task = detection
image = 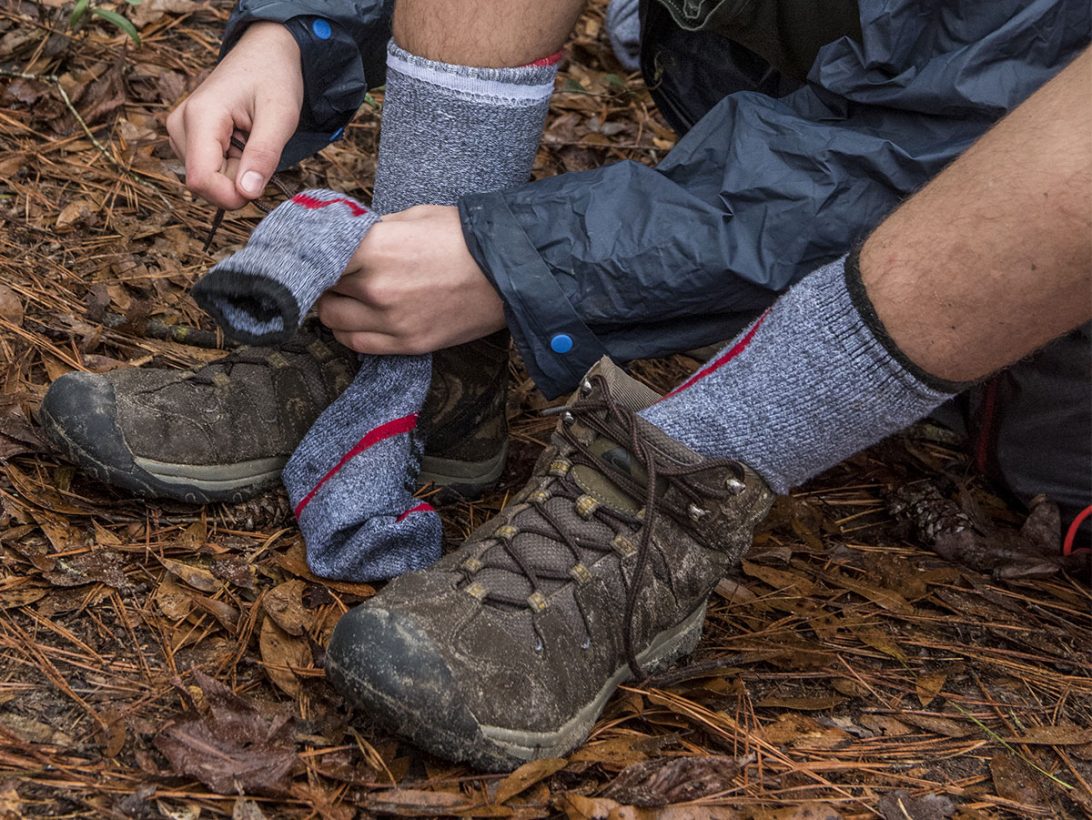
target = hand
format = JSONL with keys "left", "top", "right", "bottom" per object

{"left": 317, "top": 205, "right": 507, "bottom": 354}
{"left": 166, "top": 22, "right": 303, "bottom": 210}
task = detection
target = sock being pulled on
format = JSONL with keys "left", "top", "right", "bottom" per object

{"left": 193, "top": 190, "right": 378, "bottom": 345}
{"left": 283, "top": 40, "right": 559, "bottom": 581}
{"left": 283, "top": 355, "right": 440, "bottom": 581}
{"left": 639, "top": 252, "right": 969, "bottom": 494}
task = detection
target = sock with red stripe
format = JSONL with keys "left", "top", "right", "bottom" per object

{"left": 639, "top": 252, "right": 967, "bottom": 494}
{"left": 282, "top": 354, "right": 442, "bottom": 581}
{"left": 192, "top": 189, "right": 378, "bottom": 345}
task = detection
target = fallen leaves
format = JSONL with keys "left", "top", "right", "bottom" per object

{"left": 602, "top": 755, "right": 744, "bottom": 806}
{"left": 155, "top": 672, "right": 298, "bottom": 795}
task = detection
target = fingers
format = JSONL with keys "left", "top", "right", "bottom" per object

{"left": 172, "top": 101, "right": 248, "bottom": 210}
{"left": 331, "top": 329, "right": 409, "bottom": 355}
{"left": 316, "top": 291, "right": 385, "bottom": 332}
{"left": 236, "top": 100, "right": 299, "bottom": 199}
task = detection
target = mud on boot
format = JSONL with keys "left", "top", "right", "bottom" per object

{"left": 326, "top": 357, "right": 773, "bottom": 770}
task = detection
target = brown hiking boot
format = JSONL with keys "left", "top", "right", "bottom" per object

{"left": 39, "top": 328, "right": 510, "bottom": 504}
{"left": 325, "top": 357, "right": 773, "bottom": 770}
{"left": 38, "top": 328, "right": 359, "bottom": 503}
{"left": 418, "top": 330, "right": 510, "bottom": 498}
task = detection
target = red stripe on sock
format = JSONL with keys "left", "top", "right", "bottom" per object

{"left": 525, "top": 50, "right": 563, "bottom": 67}
{"left": 396, "top": 501, "right": 435, "bottom": 523}
{"left": 291, "top": 192, "right": 369, "bottom": 217}
{"left": 663, "top": 310, "right": 770, "bottom": 399}
{"left": 294, "top": 413, "right": 419, "bottom": 518}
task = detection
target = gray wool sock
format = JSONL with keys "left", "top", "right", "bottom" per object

{"left": 284, "top": 42, "right": 558, "bottom": 581}
{"left": 640, "top": 253, "right": 968, "bottom": 494}
{"left": 192, "top": 190, "right": 378, "bottom": 345}
{"left": 283, "top": 355, "right": 442, "bottom": 582}
{"left": 371, "top": 41, "right": 559, "bottom": 213}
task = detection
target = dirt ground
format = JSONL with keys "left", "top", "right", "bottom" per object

{"left": 0, "top": 1, "right": 1090, "bottom": 817}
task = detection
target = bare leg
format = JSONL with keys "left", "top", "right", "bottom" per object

{"left": 393, "top": 0, "right": 587, "bottom": 66}
{"left": 860, "top": 47, "right": 1092, "bottom": 383}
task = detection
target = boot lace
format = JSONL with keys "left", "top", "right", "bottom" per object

{"left": 459, "top": 373, "right": 746, "bottom": 677}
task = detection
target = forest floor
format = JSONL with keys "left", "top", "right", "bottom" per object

{"left": 0, "top": 1, "right": 1090, "bottom": 817}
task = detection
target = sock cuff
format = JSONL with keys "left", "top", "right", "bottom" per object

{"left": 386, "top": 41, "right": 558, "bottom": 106}
{"left": 842, "top": 248, "right": 969, "bottom": 395}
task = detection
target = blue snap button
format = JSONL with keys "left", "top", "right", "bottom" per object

{"left": 329, "top": 126, "right": 344, "bottom": 142}
{"left": 311, "top": 18, "right": 332, "bottom": 40}
{"left": 550, "top": 333, "right": 574, "bottom": 354}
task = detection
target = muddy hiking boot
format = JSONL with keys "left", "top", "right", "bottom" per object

{"left": 419, "top": 330, "right": 510, "bottom": 497}
{"left": 326, "top": 357, "right": 773, "bottom": 770}
{"left": 39, "top": 328, "right": 511, "bottom": 504}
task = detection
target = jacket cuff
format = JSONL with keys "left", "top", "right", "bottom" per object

{"left": 459, "top": 192, "right": 610, "bottom": 400}
{"left": 221, "top": 0, "right": 392, "bottom": 170}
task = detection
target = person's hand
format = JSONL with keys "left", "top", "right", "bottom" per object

{"left": 317, "top": 205, "right": 507, "bottom": 354}
{"left": 166, "top": 22, "right": 303, "bottom": 210}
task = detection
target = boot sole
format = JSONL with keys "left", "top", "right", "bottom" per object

{"left": 327, "top": 601, "right": 706, "bottom": 771}
{"left": 418, "top": 441, "right": 508, "bottom": 500}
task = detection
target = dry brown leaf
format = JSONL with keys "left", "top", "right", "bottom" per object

{"left": 263, "top": 579, "right": 307, "bottom": 636}
{"left": 42, "top": 550, "right": 128, "bottom": 588}
{"left": 1002, "top": 723, "right": 1092, "bottom": 746}
{"left": 827, "top": 571, "right": 913, "bottom": 615}
{"left": 366, "top": 788, "right": 474, "bottom": 816}
{"left": 915, "top": 672, "right": 947, "bottom": 707}
{"left": 852, "top": 626, "right": 908, "bottom": 663}
{"left": 494, "top": 757, "right": 566, "bottom": 804}
{"left": 0, "top": 586, "right": 47, "bottom": 610}
{"left": 877, "top": 790, "right": 954, "bottom": 820}
{"left": 160, "top": 557, "right": 220, "bottom": 593}
{"left": 900, "top": 713, "right": 970, "bottom": 738}
{"left": 154, "top": 576, "right": 193, "bottom": 621}
{"left": 55, "top": 199, "right": 95, "bottom": 230}
{"left": 741, "top": 560, "right": 816, "bottom": 596}
{"left": 989, "top": 752, "right": 1042, "bottom": 807}
{"left": 155, "top": 671, "right": 297, "bottom": 795}
{"left": 0, "top": 285, "right": 23, "bottom": 326}
{"left": 603, "top": 755, "right": 744, "bottom": 807}
{"left": 259, "top": 617, "right": 311, "bottom": 697}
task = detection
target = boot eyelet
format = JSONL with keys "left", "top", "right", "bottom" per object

{"left": 688, "top": 504, "right": 710, "bottom": 522}
{"left": 562, "top": 411, "right": 575, "bottom": 426}
{"left": 725, "top": 476, "right": 746, "bottom": 494}
{"left": 579, "top": 378, "right": 593, "bottom": 396}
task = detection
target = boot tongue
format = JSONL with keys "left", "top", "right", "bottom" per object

{"left": 570, "top": 438, "right": 648, "bottom": 515}
{"left": 568, "top": 358, "right": 705, "bottom": 515}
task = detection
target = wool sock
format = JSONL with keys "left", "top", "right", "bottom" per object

{"left": 284, "top": 41, "right": 560, "bottom": 581}
{"left": 282, "top": 355, "right": 441, "bottom": 581}
{"left": 639, "top": 252, "right": 969, "bottom": 494}
{"left": 606, "top": 0, "right": 642, "bottom": 72}
{"left": 192, "top": 190, "right": 378, "bottom": 345}
{"left": 371, "top": 41, "right": 560, "bottom": 213}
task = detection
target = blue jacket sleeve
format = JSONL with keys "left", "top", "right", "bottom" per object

{"left": 221, "top": 0, "right": 394, "bottom": 169}
{"left": 460, "top": 0, "right": 1089, "bottom": 398}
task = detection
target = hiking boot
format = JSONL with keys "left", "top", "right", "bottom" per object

{"left": 38, "top": 328, "right": 359, "bottom": 504}
{"left": 325, "top": 357, "right": 773, "bottom": 770}
{"left": 39, "top": 328, "right": 510, "bottom": 504}
{"left": 418, "top": 330, "right": 510, "bottom": 498}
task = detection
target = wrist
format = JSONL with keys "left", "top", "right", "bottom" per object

{"left": 232, "top": 20, "right": 301, "bottom": 61}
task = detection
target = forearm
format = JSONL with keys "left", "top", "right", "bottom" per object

{"left": 860, "top": 47, "right": 1092, "bottom": 383}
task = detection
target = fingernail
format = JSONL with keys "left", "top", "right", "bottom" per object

{"left": 240, "top": 171, "right": 264, "bottom": 196}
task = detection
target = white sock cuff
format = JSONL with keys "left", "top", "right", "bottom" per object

{"left": 385, "top": 41, "right": 558, "bottom": 106}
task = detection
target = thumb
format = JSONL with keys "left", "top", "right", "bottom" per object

{"left": 235, "top": 102, "right": 298, "bottom": 199}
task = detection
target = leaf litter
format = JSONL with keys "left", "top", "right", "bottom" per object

{"left": 0, "top": 0, "right": 1089, "bottom": 817}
